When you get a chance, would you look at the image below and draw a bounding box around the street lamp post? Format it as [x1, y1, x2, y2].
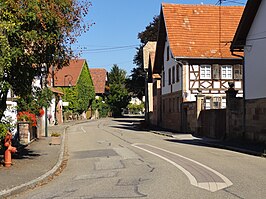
[41, 64, 48, 137]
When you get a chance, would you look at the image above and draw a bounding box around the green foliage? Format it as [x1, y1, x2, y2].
[127, 103, 144, 114]
[107, 65, 130, 117]
[0, 0, 91, 120]
[92, 96, 110, 118]
[61, 64, 95, 114]
[17, 87, 53, 116]
[127, 16, 159, 99]
[0, 123, 8, 150]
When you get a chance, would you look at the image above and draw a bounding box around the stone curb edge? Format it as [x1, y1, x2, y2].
[0, 125, 69, 198]
[150, 131, 266, 157]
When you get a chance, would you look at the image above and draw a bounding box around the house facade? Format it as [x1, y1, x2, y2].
[48, 59, 94, 121]
[89, 68, 108, 119]
[143, 42, 157, 123]
[231, 0, 266, 143]
[89, 68, 108, 97]
[153, 3, 244, 132]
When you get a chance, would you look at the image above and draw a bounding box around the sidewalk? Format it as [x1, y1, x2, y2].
[0, 123, 69, 198]
[150, 129, 266, 157]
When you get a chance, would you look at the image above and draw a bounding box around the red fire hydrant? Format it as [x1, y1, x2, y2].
[4, 131, 17, 167]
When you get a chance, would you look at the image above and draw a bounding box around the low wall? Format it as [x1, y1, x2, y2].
[226, 97, 244, 140]
[183, 102, 197, 133]
[245, 98, 266, 143]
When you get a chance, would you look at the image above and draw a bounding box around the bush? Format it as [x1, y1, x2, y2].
[127, 103, 144, 114]
[92, 97, 110, 118]
[0, 123, 8, 150]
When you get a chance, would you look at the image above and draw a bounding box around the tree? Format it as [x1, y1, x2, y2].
[17, 87, 53, 116]
[107, 65, 130, 117]
[0, 0, 92, 119]
[126, 16, 159, 99]
[61, 64, 95, 114]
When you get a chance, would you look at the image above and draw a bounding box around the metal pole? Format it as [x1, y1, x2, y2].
[45, 107, 48, 137]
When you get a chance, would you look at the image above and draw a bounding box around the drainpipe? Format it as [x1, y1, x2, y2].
[231, 51, 245, 138]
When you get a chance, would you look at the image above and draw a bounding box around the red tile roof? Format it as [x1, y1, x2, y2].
[162, 3, 244, 58]
[89, 68, 107, 94]
[48, 59, 86, 87]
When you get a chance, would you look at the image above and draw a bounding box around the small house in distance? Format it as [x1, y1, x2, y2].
[89, 68, 108, 97]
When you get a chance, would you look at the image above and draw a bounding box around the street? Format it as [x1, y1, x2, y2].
[14, 118, 266, 199]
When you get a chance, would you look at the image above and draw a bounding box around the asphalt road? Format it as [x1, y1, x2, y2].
[13, 118, 266, 199]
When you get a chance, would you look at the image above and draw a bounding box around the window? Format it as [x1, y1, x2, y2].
[221, 97, 226, 109]
[176, 64, 180, 82]
[168, 68, 171, 85]
[167, 46, 170, 61]
[234, 64, 242, 79]
[172, 66, 175, 84]
[200, 65, 211, 79]
[221, 65, 233, 79]
[205, 98, 211, 110]
[212, 97, 221, 109]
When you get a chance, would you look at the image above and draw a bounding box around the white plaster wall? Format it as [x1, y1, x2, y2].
[162, 40, 182, 95]
[148, 83, 153, 112]
[245, 0, 266, 99]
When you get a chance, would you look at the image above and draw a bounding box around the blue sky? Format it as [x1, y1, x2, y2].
[75, 0, 247, 75]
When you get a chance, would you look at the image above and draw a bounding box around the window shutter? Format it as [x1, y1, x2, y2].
[234, 64, 242, 79]
[212, 64, 220, 80]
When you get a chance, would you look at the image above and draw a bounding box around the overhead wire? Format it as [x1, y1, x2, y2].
[72, 44, 138, 53]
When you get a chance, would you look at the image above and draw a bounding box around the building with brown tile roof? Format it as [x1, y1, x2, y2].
[48, 59, 87, 87]
[154, 3, 244, 73]
[89, 68, 108, 95]
[152, 3, 244, 133]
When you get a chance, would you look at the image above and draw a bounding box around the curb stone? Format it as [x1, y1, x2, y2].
[150, 130, 266, 157]
[0, 125, 69, 198]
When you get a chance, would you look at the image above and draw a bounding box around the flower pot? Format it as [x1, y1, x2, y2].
[50, 136, 61, 145]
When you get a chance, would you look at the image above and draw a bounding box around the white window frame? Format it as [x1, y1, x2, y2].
[200, 65, 211, 79]
[221, 65, 233, 79]
[205, 98, 211, 110]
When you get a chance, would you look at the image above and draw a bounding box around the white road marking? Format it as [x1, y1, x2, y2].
[81, 127, 86, 133]
[132, 143, 233, 192]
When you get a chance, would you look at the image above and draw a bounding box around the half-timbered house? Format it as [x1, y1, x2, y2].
[153, 3, 244, 132]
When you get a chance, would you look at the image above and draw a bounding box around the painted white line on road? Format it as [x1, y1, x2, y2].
[81, 127, 86, 133]
[132, 143, 233, 192]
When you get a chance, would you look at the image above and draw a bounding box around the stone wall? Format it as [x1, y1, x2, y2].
[245, 98, 266, 143]
[161, 91, 182, 132]
[183, 102, 197, 133]
[226, 96, 244, 140]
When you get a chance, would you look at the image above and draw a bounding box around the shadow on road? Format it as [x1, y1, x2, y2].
[164, 138, 266, 156]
